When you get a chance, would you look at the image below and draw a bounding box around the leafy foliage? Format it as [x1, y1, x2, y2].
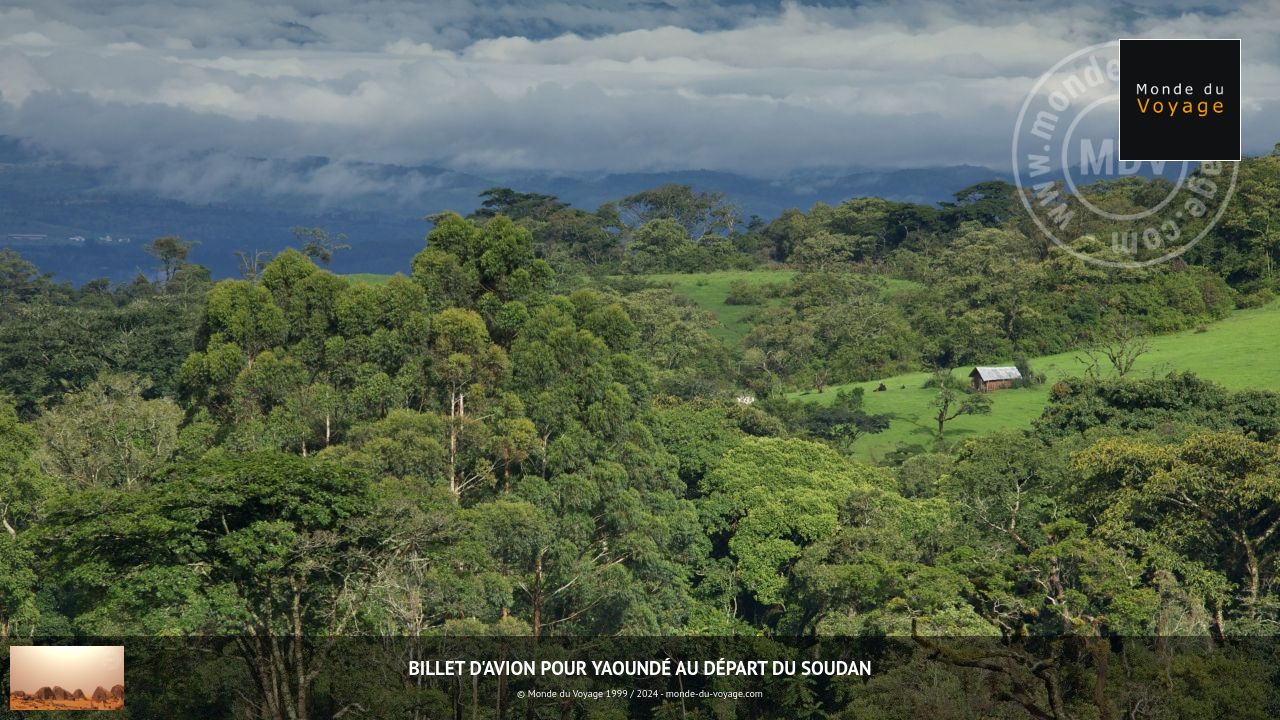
[2, 167, 1280, 717]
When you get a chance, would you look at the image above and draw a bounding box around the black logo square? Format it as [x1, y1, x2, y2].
[1119, 39, 1240, 161]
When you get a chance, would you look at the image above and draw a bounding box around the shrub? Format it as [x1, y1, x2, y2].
[1014, 356, 1045, 387]
[725, 280, 768, 306]
[1238, 288, 1275, 309]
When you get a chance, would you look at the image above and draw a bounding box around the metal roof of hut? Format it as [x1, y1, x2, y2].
[970, 366, 1022, 381]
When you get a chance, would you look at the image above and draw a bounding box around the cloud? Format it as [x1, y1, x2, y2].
[1, 0, 1277, 203]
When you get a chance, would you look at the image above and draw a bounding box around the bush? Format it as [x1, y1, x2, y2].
[1238, 288, 1276, 309]
[920, 371, 969, 390]
[1014, 356, 1045, 387]
[724, 280, 768, 306]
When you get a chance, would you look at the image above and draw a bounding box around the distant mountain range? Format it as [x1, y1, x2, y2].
[0, 136, 1006, 283]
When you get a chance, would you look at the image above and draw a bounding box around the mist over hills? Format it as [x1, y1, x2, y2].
[0, 136, 1004, 283]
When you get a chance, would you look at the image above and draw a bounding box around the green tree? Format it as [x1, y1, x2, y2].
[0, 287, 200, 419]
[929, 432, 1164, 720]
[939, 181, 1017, 227]
[615, 183, 738, 239]
[931, 370, 992, 440]
[36, 374, 183, 489]
[291, 226, 351, 266]
[430, 308, 511, 499]
[791, 230, 864, 270]
[796, 388, 891, 452]
[1088, 313, 1153, 378]
[0, 249, 45, 307]
[202, 279, 287, 362]
[534, 207, 617, 266]
[47, 452, 376, 719]
[1077, 432, 1280, 632]
[618, 288, 734, 397]
[0, 397, 53, 537]
[0, 398, 52, 638]
[1036, 372, 1280, 442]
[626, 218, 694, 273]
[782, 483, 973, 636]
[143, 235, 198, 282]
[0, 530, 38, 639]
[470, 187, 568, 222]
[413, 213, 553, 313]
[701, 437, 894, 609]
[1200, 152, 1280, 283]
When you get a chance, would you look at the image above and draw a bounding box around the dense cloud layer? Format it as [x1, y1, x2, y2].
[2, 0, 1278, 199]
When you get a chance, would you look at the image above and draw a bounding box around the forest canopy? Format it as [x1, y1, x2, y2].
[3, 157, 1280, 719]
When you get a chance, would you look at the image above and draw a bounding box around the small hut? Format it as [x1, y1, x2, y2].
[969, 366, 1022, 392]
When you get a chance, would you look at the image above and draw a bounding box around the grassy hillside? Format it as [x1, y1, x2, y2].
[792, 300, 1280, 463]
[345, 272, 395, 285]
[639, 270, 796, 343]
[639, 270, 920, 344]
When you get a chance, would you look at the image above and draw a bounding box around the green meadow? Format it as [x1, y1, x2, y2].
[344, 272, 395, 285]
[638, 269, 796, 343]
[792, 300, 1280, 463]
[639, 269, 919, 344]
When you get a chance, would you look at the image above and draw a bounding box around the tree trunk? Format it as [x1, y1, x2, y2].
[291, 583, 308, 720]
[453, 676, 464, 720]
[498, 672, 508, 720]
[1088, 638, 1117, 720]
[531, 552, 543, 639]
[1242, 533, 1261, 611]
[1212, 602, 1226, 645]
[448, 391, 465, 498]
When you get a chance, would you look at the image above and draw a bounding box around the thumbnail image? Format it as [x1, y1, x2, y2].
[8, 646, 124, 711]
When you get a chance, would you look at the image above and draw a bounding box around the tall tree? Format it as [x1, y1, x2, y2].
[429, 308, 511, 499]
[0, 249, 44, 307]
[615, 184, 738, 238]
[46, 452, 377, 720]
[144, 235, 198, 282]
[291, 227, 351, 267]
[470, 188, 568, 222]
[701, 437, 894, 611]
[1077, 432, 1280, 631]
[0, 399, 43, 537]
[36, 374, 183, 489]
[932, 369, 992, 440]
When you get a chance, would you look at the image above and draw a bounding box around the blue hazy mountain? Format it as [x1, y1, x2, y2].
[0, 138, 1006, 283]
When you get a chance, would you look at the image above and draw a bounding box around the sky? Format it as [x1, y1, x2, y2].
[1, 0, 1278, 196]
[9, 645, 125, 695]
